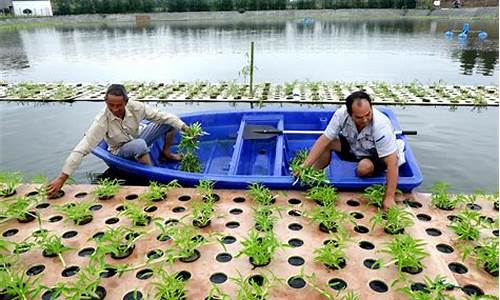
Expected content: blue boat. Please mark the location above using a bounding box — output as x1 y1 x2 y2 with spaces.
92 109 423 191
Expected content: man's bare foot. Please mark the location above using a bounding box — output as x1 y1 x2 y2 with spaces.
161 152 181 161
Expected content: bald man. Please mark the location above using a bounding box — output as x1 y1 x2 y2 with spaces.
302 91 405 209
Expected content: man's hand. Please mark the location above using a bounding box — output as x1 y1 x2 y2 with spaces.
46 173 69 197
382 195 397 210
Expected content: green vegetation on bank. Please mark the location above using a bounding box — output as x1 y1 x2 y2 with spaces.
50 0 417 15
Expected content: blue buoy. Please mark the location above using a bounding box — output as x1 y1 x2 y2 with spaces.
462 23 470 34
458 32 467 39
478 31 488 39
445 31 453 37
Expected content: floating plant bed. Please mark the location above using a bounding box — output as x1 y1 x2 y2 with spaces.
0 81 498 107
0 184 497 299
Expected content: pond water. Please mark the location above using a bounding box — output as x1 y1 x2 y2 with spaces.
0 102 497 193
0 18 498 84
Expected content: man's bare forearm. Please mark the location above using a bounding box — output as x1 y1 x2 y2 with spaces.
304 135 331 167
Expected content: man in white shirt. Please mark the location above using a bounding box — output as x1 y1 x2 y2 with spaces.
47 84 188 196
302 91 404 209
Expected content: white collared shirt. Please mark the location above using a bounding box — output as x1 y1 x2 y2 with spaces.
62 100 185 176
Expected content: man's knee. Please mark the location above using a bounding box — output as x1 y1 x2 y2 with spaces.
356 159 374 177
120 139 149 160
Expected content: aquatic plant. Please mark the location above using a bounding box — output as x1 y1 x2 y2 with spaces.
314 232 349 270
95 226 143 259
248 182 276 206
0 196 39 223
0 265 45 300
448 209 486 241
290 149 329 187
430 182 464 210
140 180 181 202
231 272 277 300
460 237 498 276
253 205 278 232
399 275 456 300
33 230 71 266
305 204 353 233
178 122 206 173
306 185 337 206
370 206 414 235
0 171 22 197
196 179 216 202
363 184 387 207
56 201 95 225
149 266 187 300
164 223 207 261
237 230 285 267
120 202 152 226
93 178 122 199
191 198 215 228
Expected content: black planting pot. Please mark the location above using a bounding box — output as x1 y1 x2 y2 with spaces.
48 190 65 200
151 192 167 202
1 190 16 198
325 258 346 270
193 219 211 228
203 193 220 202
484 264 499 277
437 204 455 211
75 215 93 226
494 202 499 211
134 216 152 227
42 249 58 258
110 245 135 260
402 265 423 275
319 222 337 233
98 195 114 201
249 257 271 268
17 211 37 223
180 249 201 263
384 227 405 235
0 289 15 300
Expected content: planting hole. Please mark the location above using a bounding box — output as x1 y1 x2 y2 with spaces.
323 239 339 246
26 264 45 276
147 249 164 260
346 200 360 207
436 244 454 254
229 208 243 215
173 206 186 213
222 236 236 244
126 232 140 241
288 256 305 266
288 198 301 205
78 247 95 257
93 232 104 240
216 253 232 263
369 280 389 293
62 265 80 277
74 192 87 198
350 212 364 219
116 205 125 212
328 278 347 290
411 283 427 292
48 190 65 199
32 229 48 237
493 230 499 237
36 203 50 209
479 216 494 224
288 210 301 217
288 223 303 231
225 221 240 228
100 267 117 278
144 205 157 213
210 272 227 284
248 275 265 286
402 266 423 275
447 215 459 222
363 259 380 270
462 284 484 296
288 276 306 289
62 230 78 239
105 217 119 224
178 195 191 201
417 214 432 221
466 203 482 211
288 238 304 247
233 197 246 203
26 191 38 197
164 218 179 226
176 271 191 281
359 241 375 250
449 262 468 274
425 228 442 236
157 234 171 241
90 204 103 211
42 289 58 300
125 194 138 200
123 291 143 300
403 199 423 208
2 228 18 237
136 269 153 280
354 225 369 234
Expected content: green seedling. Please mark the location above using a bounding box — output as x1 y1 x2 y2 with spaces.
430 181 464 210
364 184 385 207
178 122 206 173
149 264 187 300
399 275 456 300
0 266 45 300
33 230 71 267
191 198 215 227
306 185 337 206
460 237 498 276
237 230 285 266
448 209 485 241
164 223 207 260
370 206 414 235
120 202 152 226
380 234 429 285
0 196 39 223
231 272 277 300
0 171 22 197
206 284 231 300
290 149 329 187
248 183 276 206
406 80 427 97
140 180 181 202
196 179 216 201
300 271 360 300
95 226 143 259
93 178 122 199
304 204 353 233
56 200 95 225
314 232 350 270
253 205 278 232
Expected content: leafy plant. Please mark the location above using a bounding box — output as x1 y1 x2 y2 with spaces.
314 232 349 269
140 180 181 202
300 271 360 300
237 230 285 266
164 223 207 260
430 182 464 210
95 226 143 259
178 122 206 173
380 234 429 284
231 272 276 300
253 205 278 232
290 149 329 187
461 237 498 276
305 204 353 233
191 198 215 227
448 209 485 241
0 266 45 300
399 275 456 300
120 202 152 226
363 184 385 207
149 265 187 300
56 200 95 225
196 179 216 201
33 230 71 266
93 178 122 199
248 183 276 206
0 171 22 197
306 185 337 206
370 206 414 235
0 196 39 223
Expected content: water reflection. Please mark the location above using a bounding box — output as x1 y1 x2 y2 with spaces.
0 19 497 83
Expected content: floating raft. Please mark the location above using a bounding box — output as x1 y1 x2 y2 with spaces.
0 184 498 299
0 82 498 106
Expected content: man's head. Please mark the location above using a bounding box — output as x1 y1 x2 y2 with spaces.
105 84 128 118
345 91 372 130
